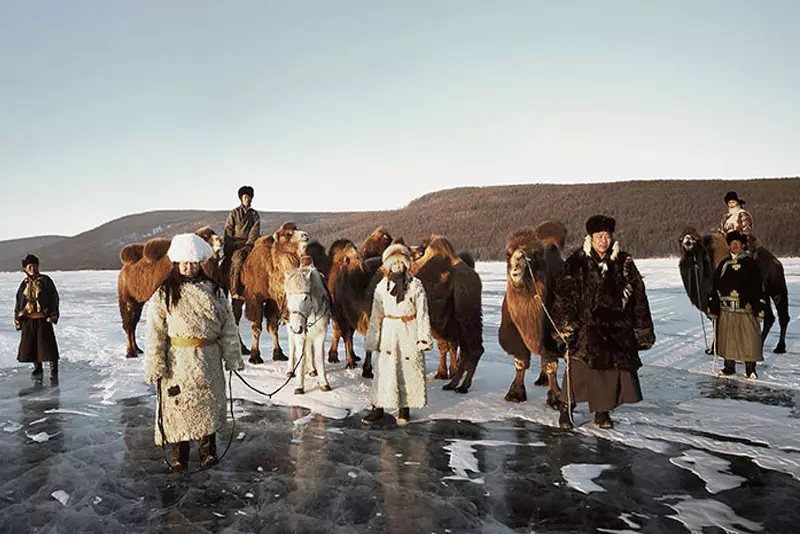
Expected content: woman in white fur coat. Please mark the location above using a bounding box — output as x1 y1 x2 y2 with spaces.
363 243 433 425
144 233 245 471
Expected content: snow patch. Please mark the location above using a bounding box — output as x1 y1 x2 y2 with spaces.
561 464 614 494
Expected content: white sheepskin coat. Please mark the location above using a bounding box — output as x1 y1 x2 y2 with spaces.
365 276 433 410
144 280 244 445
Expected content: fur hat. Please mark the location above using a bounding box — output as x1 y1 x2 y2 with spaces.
382 243 411 271
586 214 616 235
725 230 747 245
238 185 254 199
167 233 214 263
21 254 39 268
724 191 745 205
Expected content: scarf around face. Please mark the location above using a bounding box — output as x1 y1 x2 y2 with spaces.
387 270 408 304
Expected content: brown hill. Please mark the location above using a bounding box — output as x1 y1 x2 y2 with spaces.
2 178 797 271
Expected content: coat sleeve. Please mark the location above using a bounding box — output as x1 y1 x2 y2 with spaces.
551 263 580 344
45 276 59 324
144 289 170 384
224 210 235 254
246 211 260 246
13 281 25 330
365 284 384 352
625 258 655 350
748 260 767 320
414 281 433 352
218 295 245 372
706 264 722 318
740 211 753 235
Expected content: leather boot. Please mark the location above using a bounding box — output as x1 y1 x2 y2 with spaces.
594 411 614 429
361 407 384 425
719 359 736 376
50 360 59 382
198 434 218 467
745 362 758 379
170 441 190 472
397 407 410 425
32 363 44 378
558 402 574 429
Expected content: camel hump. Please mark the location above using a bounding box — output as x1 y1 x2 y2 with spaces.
143 238 171 263
255 235 274 247
194 226 215 241
534 220 566 250
120 243 144 264
458 252 476 269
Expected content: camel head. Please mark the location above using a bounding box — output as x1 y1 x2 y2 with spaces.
506 228 546 288
679 227 701 256
360 226 394 259
194 226 224 263
331 239 364 270
273 221 310 256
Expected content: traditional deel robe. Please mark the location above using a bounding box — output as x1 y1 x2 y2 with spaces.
707 252 765 362
365 276 433 410
15 274 60 363
552 237 655 412
144 279 245 445
224 205 261 255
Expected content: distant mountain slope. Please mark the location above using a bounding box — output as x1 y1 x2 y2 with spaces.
0 236 69 269
2 177 798 271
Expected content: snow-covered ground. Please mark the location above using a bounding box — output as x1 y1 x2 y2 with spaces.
1 260 799 532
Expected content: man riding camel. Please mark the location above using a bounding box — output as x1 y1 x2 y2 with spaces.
718 191 755 252
225 185 260 300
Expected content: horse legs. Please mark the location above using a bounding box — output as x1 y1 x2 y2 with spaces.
286 332 297 378
504 357 529 403
120 297 143 359
773 291 789 354
434 339 449 380
315 330 330 390
295 336 307 394
362 350 373 379
231 298 251 355
328 320 341 364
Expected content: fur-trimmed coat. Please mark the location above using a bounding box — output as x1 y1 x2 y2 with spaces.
365 276 432 410
144 280 244 445
552 237 655 371
719 208 753 236
14 274 59 330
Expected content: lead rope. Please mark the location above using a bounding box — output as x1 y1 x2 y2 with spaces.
693 260 710 352
523 257 575 428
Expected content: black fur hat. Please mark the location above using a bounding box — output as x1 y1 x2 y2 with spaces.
238 185 254 199
725 230 747 245
586 214 616 235
21 254 39 268
724 191 745 205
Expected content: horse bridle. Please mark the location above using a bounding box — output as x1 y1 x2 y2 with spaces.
286 290 326 334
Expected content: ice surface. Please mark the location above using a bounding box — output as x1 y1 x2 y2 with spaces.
561 463 613 494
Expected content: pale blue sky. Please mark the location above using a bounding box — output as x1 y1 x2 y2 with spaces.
1 1 798 240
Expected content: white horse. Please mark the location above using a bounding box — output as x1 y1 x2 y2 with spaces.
285 264 332 394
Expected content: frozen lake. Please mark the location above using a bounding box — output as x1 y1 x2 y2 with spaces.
1 259 799 533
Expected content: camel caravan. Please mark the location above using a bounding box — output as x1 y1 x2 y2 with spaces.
117 190 791 417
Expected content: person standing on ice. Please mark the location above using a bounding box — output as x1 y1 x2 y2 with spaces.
14 254 60 382
144 233 245 472
551 215 655 430
362 243 433 426
706 230 765 379
224 185 260 300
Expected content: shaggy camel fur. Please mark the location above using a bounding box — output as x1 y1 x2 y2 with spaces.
411 235 483 393
499 221 566 407
117 227 223 359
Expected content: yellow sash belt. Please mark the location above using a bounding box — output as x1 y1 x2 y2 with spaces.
170 337 218 348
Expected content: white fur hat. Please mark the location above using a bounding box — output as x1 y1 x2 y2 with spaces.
382 243 411 270
167 233 214 263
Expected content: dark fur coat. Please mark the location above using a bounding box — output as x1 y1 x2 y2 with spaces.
15 274 59 330
552 238 655 371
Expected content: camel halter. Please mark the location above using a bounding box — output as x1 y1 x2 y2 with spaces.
521 254 575 428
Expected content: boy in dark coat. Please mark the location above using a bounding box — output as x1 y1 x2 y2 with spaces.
224 185 260 299
15 254 60 381
552 215 655 429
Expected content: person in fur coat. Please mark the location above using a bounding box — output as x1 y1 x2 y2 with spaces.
552 215 655 430
706 230 766 378
363 244 433 425
718 191 755 251
15 254 60 382
144 233 245 471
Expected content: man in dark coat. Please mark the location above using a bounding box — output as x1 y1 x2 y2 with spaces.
15 254 60 381
706 230 765 378
224 185 260 299
552 215 655 430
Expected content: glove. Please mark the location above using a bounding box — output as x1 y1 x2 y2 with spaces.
47 317 58 325
416 340 432 352
225 358 245 372
14 320 22 331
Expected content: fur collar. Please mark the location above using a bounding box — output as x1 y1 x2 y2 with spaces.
582 235 620 261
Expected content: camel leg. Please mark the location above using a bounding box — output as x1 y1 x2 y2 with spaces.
504 357 528 403
443 352 464 391
249 322 264 364
453 352 480 394
264 300 287 362
328 320 341 364
449 342 459 378
544 360 561 410
434 339 449 380
533 357 548 387
761 302 776 348
344 334 358 369
773 291 789 354
362 350 373 379
120 297 143 359
244 300 264 364
231 298 251 355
